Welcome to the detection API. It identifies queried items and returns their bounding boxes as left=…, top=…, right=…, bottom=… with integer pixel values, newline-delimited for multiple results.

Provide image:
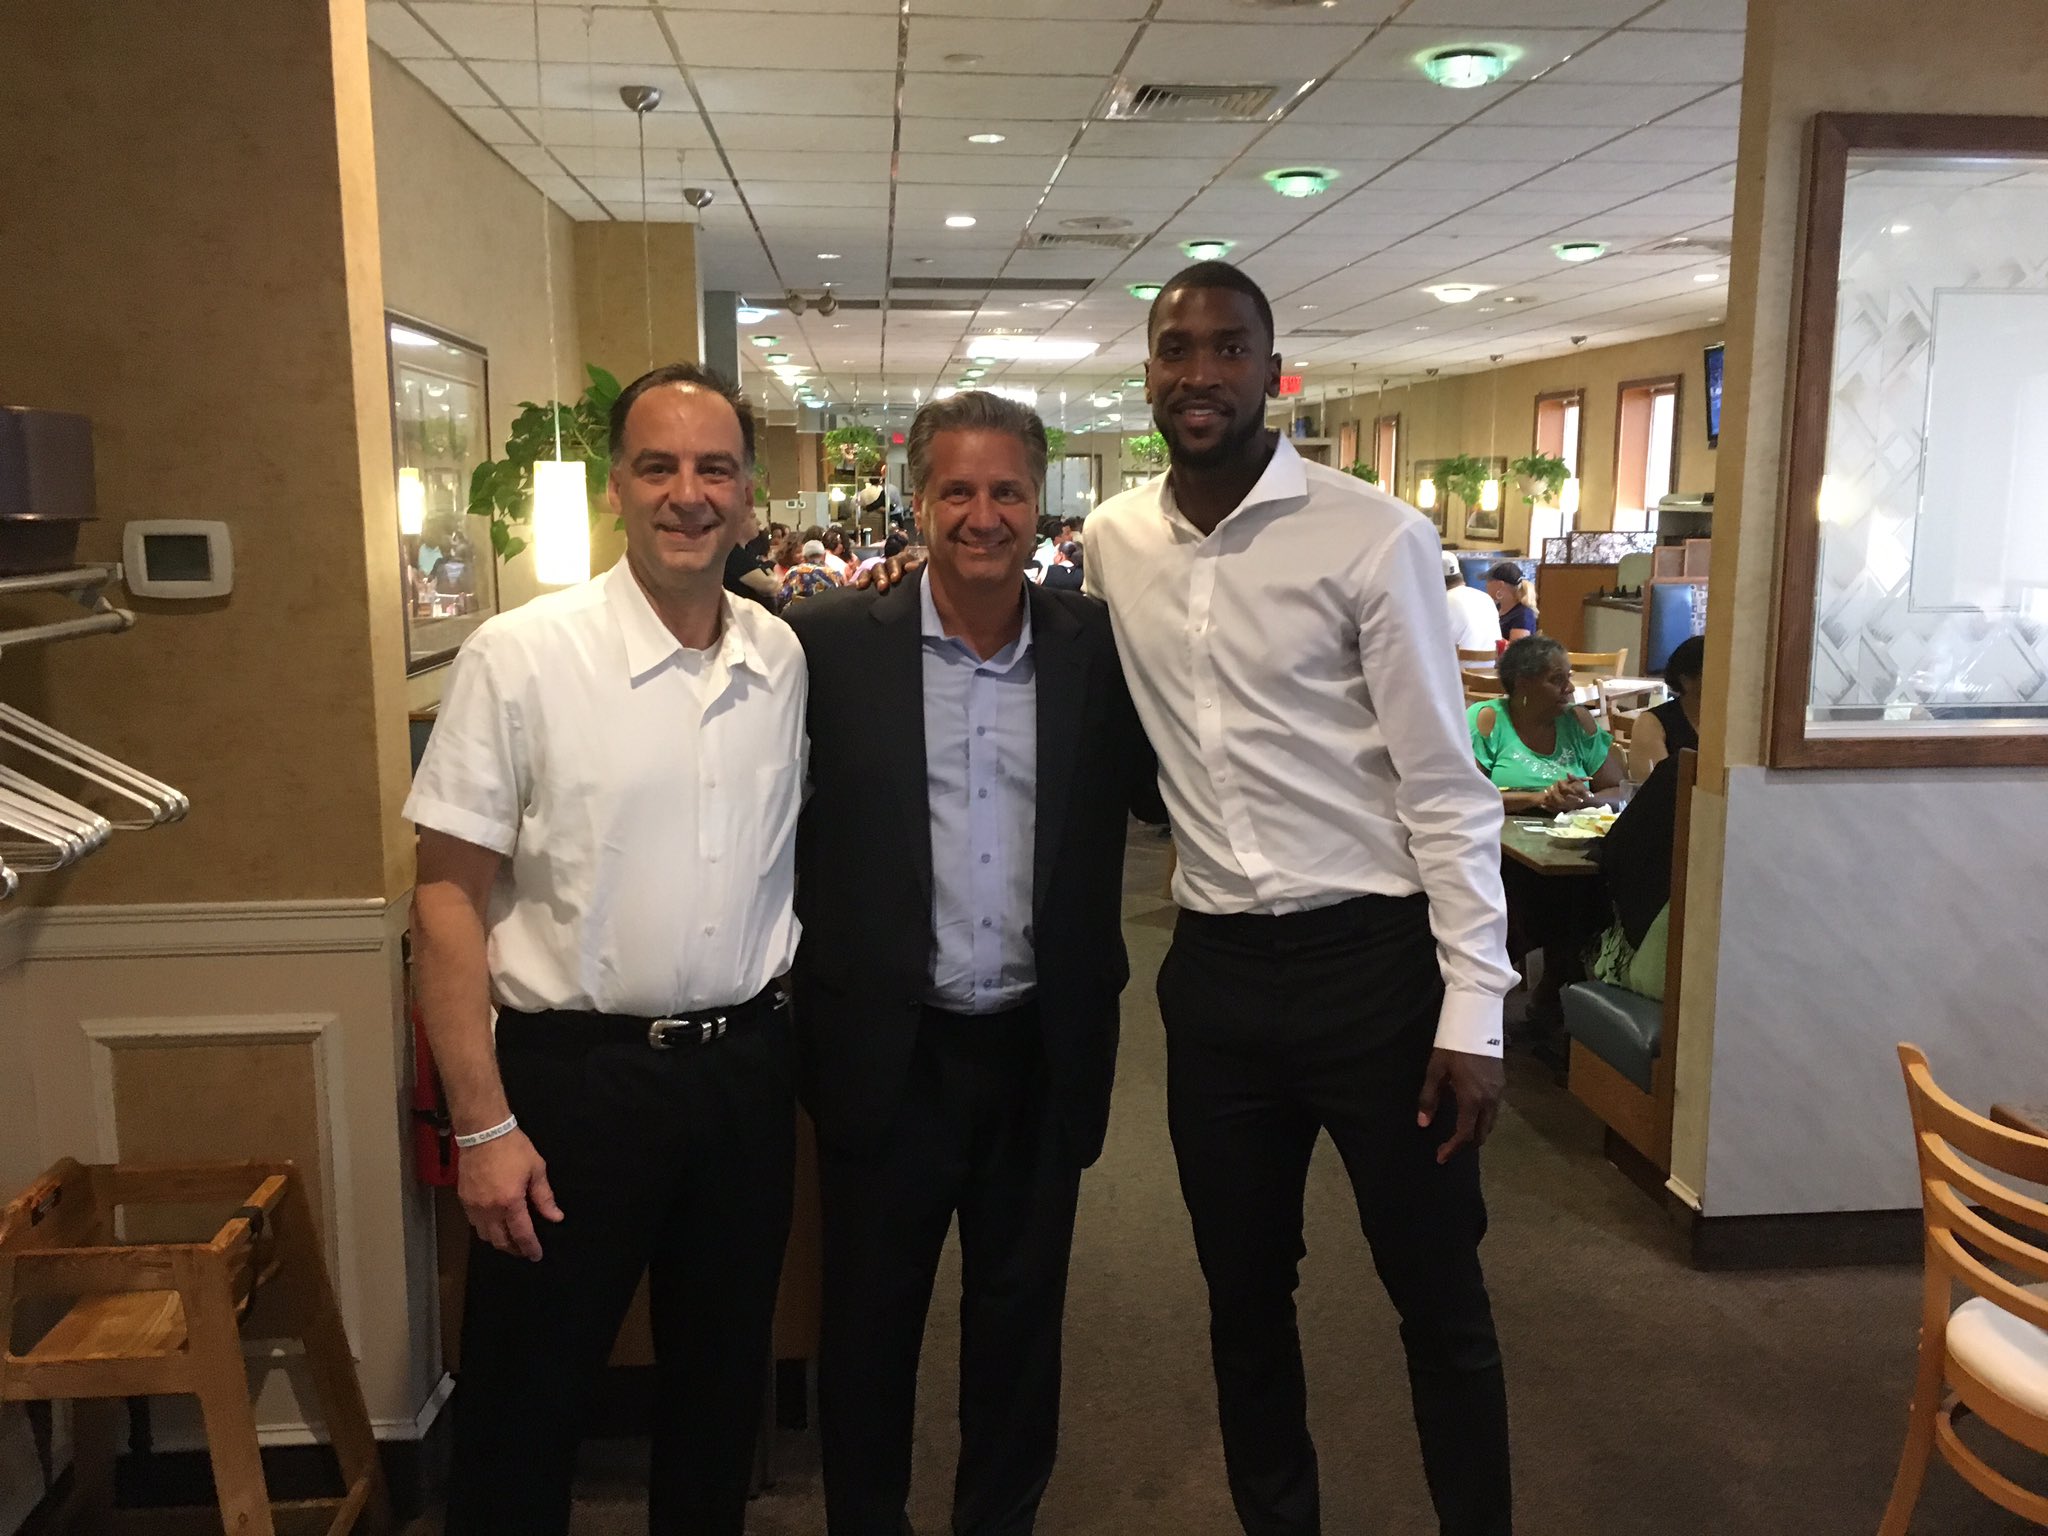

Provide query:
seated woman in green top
left=1468, top=636, right=1624, bottom=815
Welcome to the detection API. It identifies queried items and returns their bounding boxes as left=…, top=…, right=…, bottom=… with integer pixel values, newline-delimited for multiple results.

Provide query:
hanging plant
left=1126, top=430, right=1169, bottom=470
left=1042, top=427, right=1066, bottom=459
left=1437, top=453, right=1491, bottom=513
left=467, top=363, right=622, bottom=564
left=824, top=424, right=884, bottom=479
left=1346, top=461, right=1380, bottom=484
left=1509, top=452, right=1570, bottom=506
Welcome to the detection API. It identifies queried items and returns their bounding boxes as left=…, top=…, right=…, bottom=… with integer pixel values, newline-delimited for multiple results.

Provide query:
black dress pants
left=1158, top=895, right=1512, bottom=1536
left=817, top=1002, right=1082, bottom=1536
left=445, top=1006, right=796, bottom=1536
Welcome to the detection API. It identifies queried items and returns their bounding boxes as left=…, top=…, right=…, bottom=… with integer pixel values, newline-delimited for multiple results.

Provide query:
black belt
left=497, top=984, right=787, bottom=1052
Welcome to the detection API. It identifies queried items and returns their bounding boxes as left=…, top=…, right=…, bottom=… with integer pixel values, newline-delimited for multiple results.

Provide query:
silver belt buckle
left=648, top=1018, right=681, bottom=1049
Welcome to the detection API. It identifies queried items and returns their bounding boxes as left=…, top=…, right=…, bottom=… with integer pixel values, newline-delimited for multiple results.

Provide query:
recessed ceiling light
left=946, top=215, right=977, bottom=229
left=1262, top=166, right=1337, bottom=199
left=1887, top=222, right=1912, bottom=234
left=1091, top=395, right=1114, bottom=407
left=1695, top=270, right=1723, bottom=282
left=1107, top=413, right=1122, bottom=422
left=1478, top=306, right=1496, bottom=313
left=1129, top=283, right=1163, bottom=301
left=832, top=322, right=847, bottom=328
left=1500, top=295, right=1522, bottom=305
left=1421, top=47, right=1508, bottom=90
left=817, top=252, right=841, bottom=260
left=1299, top=303, right=1318, bottom=311
left=944, top=51, right=982, bottom=65
left=914, top=256, right=935, bottom=265
left=750, top=334, right=778, bottom=346
left=966, top=132, right=1007, bottom=145
left=735, top=304, right=778, bottom=323
left=1553, top=240, right=1607, bottom=263
left=1123, top=376, right=1144, bottom=387
left=765, top=353, right=790, bottom=364
left=1413, top=325, right=1430, bottom=331
left=1181, top=238, right=1234, bottom=261
left=1424, top=282, right=1495, bottom=304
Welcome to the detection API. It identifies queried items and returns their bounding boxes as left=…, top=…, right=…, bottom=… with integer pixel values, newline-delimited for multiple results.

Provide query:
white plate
left=1543, top=825, right=1603, bottom=841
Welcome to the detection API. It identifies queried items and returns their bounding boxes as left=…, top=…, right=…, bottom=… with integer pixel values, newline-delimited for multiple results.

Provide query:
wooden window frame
left=1770, top=111, right=2048, bottom=769
left=1531, top=387, right=1585, bottom=471
left=1373, top=412, right=1401, bottom=489
left=1612, top=374, right=1683, bottom=528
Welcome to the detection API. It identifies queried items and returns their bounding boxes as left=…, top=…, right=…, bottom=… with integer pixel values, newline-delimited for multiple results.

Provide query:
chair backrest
left=1895, top=1044, right=2048, bottom=1335
left=1569, top=648, right=1628, bottom=677
left=1463, top=678, right=1500, bottom=708
left=1457, top=646, right=1500, bottom=670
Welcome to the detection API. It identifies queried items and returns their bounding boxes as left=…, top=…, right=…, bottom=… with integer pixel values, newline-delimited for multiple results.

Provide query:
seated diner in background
left=1486, top=560, right=1540, bottom=640
left=1626, top=634, right=1704, bottom=782
left=1444, top=554, right=1504, bottom=650
left=1469, top=636, right=1624, bottom=814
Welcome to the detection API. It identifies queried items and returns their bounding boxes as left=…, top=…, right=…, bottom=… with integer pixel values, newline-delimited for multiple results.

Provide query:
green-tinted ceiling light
left=1421, top=47, right=1507, bottom=90
left=750, top=334, right=779, bottom=346
left=1129, top=283, right=1164, bottom=301
left=1262, top=167, right=1337, bottom=199
left=1123, top=376, right=1144, bottom=387
left=1181, top=238, right=1235, bottom=261
left=765, top=353, right=790, bottom=364
left=1553, top=240, right=1607, bottom=263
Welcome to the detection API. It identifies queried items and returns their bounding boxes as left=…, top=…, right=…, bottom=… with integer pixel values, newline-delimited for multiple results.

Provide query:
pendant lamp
left=397, top=467, right=426, bottom=536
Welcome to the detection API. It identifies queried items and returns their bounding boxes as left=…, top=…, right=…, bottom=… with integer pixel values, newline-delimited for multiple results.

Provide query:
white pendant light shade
left=397, top=467, right=426, bottom=536
left=1480, top=478, right=1501, bottom=513
left=1559, top=476, right=1581, bottom=520
left=532, top=458, right=590, bottom=587
left=1416, top=476, right=1437, bottom=510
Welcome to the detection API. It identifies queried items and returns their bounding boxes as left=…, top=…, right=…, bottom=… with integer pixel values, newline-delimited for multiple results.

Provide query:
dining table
left=1501, top=814, right=1604, bottom=877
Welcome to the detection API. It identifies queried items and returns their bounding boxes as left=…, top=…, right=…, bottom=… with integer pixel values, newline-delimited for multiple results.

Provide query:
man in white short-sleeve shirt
left=1085, top=264, right=1515, bottom=1536
left=406, top=364, right=805, bottom=1536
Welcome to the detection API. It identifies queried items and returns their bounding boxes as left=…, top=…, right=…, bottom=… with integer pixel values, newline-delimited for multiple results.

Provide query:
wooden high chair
left=0, top=1158, right=388, bottom=1535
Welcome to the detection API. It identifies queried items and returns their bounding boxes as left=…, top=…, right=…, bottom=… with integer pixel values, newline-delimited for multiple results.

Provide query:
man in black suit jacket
left=788, top=391, right=1159, bottom=1536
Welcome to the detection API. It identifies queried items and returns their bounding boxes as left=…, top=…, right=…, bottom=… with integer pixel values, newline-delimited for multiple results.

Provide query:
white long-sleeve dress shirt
left=1084, top=436, right=1515, bottom=1056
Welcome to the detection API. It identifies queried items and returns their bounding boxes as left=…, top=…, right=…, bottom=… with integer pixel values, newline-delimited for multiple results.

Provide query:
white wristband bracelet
left=454, top=1114, right=518, bottom=1150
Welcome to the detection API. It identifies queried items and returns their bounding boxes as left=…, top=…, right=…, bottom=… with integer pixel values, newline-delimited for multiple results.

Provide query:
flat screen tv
left=1704, top=343, right=1724, bottom=448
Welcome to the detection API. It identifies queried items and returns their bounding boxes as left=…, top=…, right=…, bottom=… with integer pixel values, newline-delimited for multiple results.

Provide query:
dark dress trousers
left=788, top=572, right=1160, bottom=1536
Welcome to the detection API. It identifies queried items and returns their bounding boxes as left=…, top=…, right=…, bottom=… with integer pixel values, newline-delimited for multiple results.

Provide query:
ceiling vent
left=1642, top=235, right=1735, bottom=256
left=1102, top=78, right=1308, bottom=124
left=1021, top=231, right=1144, bottom=252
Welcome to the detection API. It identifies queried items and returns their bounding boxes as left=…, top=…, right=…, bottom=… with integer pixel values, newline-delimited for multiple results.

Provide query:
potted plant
left=1345, top=461, right=1379, bottom=484
left=1510, top=452, right=1570, bottom=507
left=824, top=424, right=884, bottom=480
left=1436, top=453, right=1490, bottom=516
left=467, top=364, right=622, bottom=564
left=1042, top=427, right=1066, bottom=459
left=1126, top=430, right=1169, bottom=471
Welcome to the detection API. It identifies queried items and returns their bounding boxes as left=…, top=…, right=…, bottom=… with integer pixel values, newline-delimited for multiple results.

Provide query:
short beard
left=1156, top=404, right=1266, bottom=471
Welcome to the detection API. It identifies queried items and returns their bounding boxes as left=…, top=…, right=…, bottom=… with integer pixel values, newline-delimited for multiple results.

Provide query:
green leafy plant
left=1042, top=427, right=1066, bottom=459
left=1346, top=461, right=1380, bottom=484
left=1126, top=430, right=1169, bottom=470
left=466, top=364, right=622, bottom=564
left=1510, top=452, right=1570, bottom=506
left=824, top=424, right=884, bottom=478
left=1437, top=453, right=1491, bottom=513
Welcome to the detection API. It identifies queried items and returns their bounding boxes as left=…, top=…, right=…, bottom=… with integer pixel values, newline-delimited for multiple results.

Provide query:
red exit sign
left=1277, top=374, right=1304, bottom=396
left=891, top=432, right=906, bottom=445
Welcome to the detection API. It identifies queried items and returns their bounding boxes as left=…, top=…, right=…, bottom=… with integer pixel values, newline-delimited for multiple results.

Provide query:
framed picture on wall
left=1770, top=112, right=2048, bottom=767
left=1337, top=420, right=1359, bottom=471
left=1462, top=455, right=1509, bottom=542
left=386, top=315, right=497, bottom=675
left=1411, top=456, right=1446, bottom=535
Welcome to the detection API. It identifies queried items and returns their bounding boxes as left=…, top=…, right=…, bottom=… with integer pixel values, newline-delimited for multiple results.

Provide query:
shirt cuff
left=1434, top=988, right=1505, bottom=1057
left=402, top=795, right=517, bottom=857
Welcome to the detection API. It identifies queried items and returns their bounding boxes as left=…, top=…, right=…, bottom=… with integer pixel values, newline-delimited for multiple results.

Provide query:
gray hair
left=1498, top=635, right=1567, bottom=693
left=905, top=390, right=1048, bottom=498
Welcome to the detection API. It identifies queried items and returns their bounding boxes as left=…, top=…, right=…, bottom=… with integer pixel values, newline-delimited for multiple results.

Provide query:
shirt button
left=1201, top=698, right=1213, bottom=709
left=708, top=852, right=719, bottom=863
left=981, top=917, right=993, bottom=929
left=977, top=787, right=988, bottom=799
left=976, top=726, right=986, bottom=736
left=705, top=777, right=717, bottom=789
left=980, top=853, right=991, bottom=864
left=703, top=925, right=715, bottom=936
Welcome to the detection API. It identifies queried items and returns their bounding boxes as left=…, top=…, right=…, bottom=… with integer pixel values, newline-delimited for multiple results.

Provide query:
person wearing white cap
left=1444, top=556, right=1503, bottom=652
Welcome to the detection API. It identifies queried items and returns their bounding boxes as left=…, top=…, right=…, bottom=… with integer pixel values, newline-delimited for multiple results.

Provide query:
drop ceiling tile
left=455, top=105, right=531, bottom=144
left=726, top=150, right=894, bottom=182
left=1657, top=87, right=1740, bottom=128
left=707, top=114, right=896, bottom=153
left=553, top=144, right=689, bottom=179
left=1399, top=0, right=1647, bottom=21
left=1123, top=21, right=1377, bottom=81
left=581, top=175, right=687, bottom=201
left=1521, top=159, right=1703, bottom=194
left=409, top=3, right=548, bottom=60
left=488, top=142, right=557, bottom=177
left=671, top=13, right=900, bottom=70
left=899, top=119, right=1078, bottom=155
left=1334, top=27, right=1605, bottom=85
left=474, top=59, right=688, bottom=110
left=370, top=3, right=448, bottom=59
left=1580, top=126, right=1738, bottom=163
left=893, top=183, right=1046, bottom=214
left=1057, top=156, right=1219, bottom=189
left=1415, top=123, right=1620, bottom=161
left=902, top=73, right=1111, bottom=120
left=1282, top=80, right=1485, bottom=127
left=1073, top=121, right=1265, bottom=160
left=694, top=68, right=897, bottom=116
left=398, top=57, right=493, bottom=107
left=1543, top=30, right=1745, bottom=85
left=898, top=153, right=1063, bottom=187
left=1469, top=81, right=1714, bottom=128
left=1159, top=0, right=1398, bottom=20
left=513, top=106, right=709, bottom=148
left=1038, top=184, right=1194, bottom=215
left=1633, top=0, right=1747, bottom=29
left=1373, top=158, right=1551, bottom=196
left=906, top=18, right=1140, bottom=75
left=746, top=180, right=892, bottom=208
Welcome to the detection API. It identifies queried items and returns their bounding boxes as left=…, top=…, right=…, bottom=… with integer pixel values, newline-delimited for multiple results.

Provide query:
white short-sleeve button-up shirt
left=404, top=558, right=806, bottom=1017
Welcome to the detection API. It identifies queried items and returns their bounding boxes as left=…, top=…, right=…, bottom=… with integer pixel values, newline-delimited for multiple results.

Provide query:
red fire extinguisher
left=406, top=937, right=459, bottom=1187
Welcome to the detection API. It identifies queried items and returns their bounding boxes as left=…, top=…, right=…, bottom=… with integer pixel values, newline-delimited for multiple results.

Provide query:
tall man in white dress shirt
left=407, top=363, right=806, bottom=1536
left=1085, top=264, right=1517, bottom=1536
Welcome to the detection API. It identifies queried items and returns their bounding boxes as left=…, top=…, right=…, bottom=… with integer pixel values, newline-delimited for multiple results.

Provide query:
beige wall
left=1667, top=0, right=2048, bottom=1207
left=0, top=0, right=412, bottom=907
left=369, top=49, right=585, bottom=708
left=1314, top=325, right=1723, bottom=553
left=574, top=222, right=704, bottom=389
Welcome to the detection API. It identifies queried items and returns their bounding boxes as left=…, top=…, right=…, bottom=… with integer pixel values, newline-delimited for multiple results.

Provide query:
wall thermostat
left=123, top=519, right=234, bottom=599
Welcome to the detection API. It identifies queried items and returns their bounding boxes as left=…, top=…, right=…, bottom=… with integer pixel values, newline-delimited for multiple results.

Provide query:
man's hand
left=1416, top=1047, right=1505, bottom=1165
left=458, top=1130, right=563, bottom=1262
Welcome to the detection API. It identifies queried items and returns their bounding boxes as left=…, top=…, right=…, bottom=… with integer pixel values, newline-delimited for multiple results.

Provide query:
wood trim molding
left=13, top=897, right=406, bottom=961
left=0, top=908, right=25, bottom=972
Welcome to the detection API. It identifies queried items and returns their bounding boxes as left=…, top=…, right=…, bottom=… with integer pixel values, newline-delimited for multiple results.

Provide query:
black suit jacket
left=786, top=571, right=1161, bottom=1169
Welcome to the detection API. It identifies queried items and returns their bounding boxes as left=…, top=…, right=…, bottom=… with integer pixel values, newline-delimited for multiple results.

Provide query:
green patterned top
left=1466, top=699, right=1613, bottom=790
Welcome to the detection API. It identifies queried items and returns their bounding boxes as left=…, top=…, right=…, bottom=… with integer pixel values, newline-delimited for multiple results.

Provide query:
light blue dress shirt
left=920, top=575, right=1038, bottom=1014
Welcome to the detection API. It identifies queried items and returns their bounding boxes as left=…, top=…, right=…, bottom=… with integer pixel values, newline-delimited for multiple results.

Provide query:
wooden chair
left=1457, top=645, right=1500, bottom=672
left=1463, top=676, right=1501, bottom=708
left=0, top=1159, right=387, bottom=1536
left=1879, top=1046, right=2048, bottom=1534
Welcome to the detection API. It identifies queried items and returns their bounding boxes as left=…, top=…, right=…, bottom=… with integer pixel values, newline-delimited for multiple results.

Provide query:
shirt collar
left=603, top=558, right=768, bottom=683
left=1159, top=433, right=1309, bottom=536
left=919, top=569, right=1035, bottom=673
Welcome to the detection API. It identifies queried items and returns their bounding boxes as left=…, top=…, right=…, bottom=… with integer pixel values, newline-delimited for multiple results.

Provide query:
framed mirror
left=1772, top=113, right=2048, bottom=766
left=386, top=315, right=498, bottom=675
